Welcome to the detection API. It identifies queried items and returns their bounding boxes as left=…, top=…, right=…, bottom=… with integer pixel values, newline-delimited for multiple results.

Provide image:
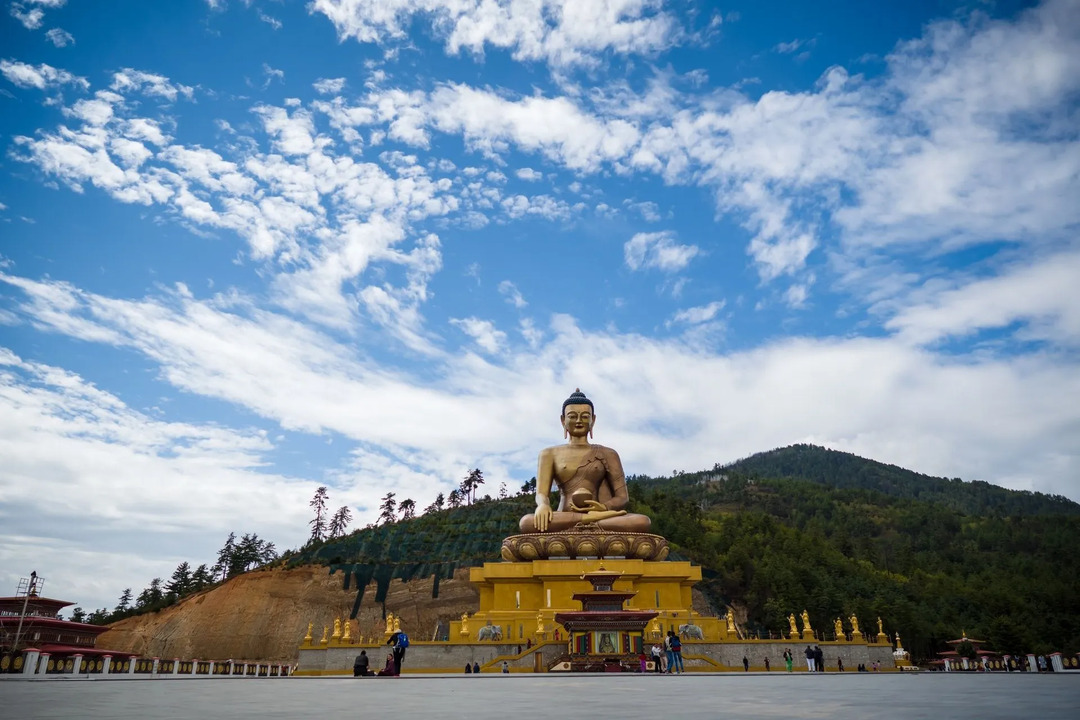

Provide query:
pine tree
left=447, top=488, right=463, bottom=508
left=460, top=468, right=485, bottom=505
left=498, top=482, right=508, bottom=499
left=165, top=561, right=192, bottom=598
left=521, top=477, right=537, bottom=495
left=70, top=607, right=86, bottom=623
left=399, top=498, right=416, bottom=520
left=328, top=506, right=352, bottom=538
left=378, top=492, right=397, bottom=524
left=423, top=492, right=445, bottom=515
left=309, top=486, right=329, bottom=543
left=191, top=564, right=213, bottom=591
left=214, top=532, right=236, bottom=582
left=115, top=588, right=133, bottom=614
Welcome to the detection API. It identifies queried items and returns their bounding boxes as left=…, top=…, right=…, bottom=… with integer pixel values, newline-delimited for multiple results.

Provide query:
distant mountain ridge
left=723, top=444, right=1079, bottom=517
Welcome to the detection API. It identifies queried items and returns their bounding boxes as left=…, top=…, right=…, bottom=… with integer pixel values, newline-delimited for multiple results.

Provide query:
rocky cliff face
left=96, top=566, right=479, bottom=661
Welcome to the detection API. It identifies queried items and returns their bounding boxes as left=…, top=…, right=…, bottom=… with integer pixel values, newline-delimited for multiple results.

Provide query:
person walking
left=838, top=657, right=844, bottom=672
left=743, top=656, right=749, bottom=671
left=764, top=656, right=770, bottom=671
left=502, top=660, right=510, bottom=674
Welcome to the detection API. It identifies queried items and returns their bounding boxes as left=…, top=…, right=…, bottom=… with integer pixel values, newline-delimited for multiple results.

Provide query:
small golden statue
left=319, top=625, right=329, bottom=645
left=519, top=389, right=651, bottom=533
left=384, top=612, right=395, bottom=636
left=649, top=618, right=661, bottom=637
left=460, top=613, right=469, bottom=636
left=849, top=613, right=861, bottom=637
left=801, top=610, right=813, bottom=639
left=303, top=622, right=313, bottom=644
left=536, top=612, right=546, bottom=635
left=727, top=613, right=736, bottom=633
left=834, top=617, right=844, bottom=638
left=331, top=618, right=342, bottom=640
left=788, top=614, right=798, bottom=638
left=877, top=616, right=884, bottom=634
left=342, top=620, right=352, bottom=642
left=392, top=616, right=401, bottom=633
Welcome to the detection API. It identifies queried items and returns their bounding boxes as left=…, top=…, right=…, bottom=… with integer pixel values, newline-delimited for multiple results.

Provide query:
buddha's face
left=562, top=403, right=594, bottom=438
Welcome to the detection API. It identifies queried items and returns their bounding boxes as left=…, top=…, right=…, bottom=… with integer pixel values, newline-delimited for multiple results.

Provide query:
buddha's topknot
left=561, top=388, right=594, bottom=413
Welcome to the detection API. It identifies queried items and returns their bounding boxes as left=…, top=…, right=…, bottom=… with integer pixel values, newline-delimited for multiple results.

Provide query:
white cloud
left=258, top=9, right=282, bottom=30
left=0, top=59, right=88, bottom=90
left=669, top=300, right=724, bottom=326
left=624, top=230, right=699, bottom=272
left=310, top=0, right=681, bottom=68
left=313, top=77, right=346, bottom=94
left=886, top=250, right=1080, bottom=348
left=498, top=280, right=527, bottom=308
left=515, top=167, right=542, bottom=181
left=3, top=276, right=1078, bottom=513
left=450, top=316, right=507, bottom=353
left=111, top=69, right=193, bottom=102
left=44, top=27, right=74, bottom=47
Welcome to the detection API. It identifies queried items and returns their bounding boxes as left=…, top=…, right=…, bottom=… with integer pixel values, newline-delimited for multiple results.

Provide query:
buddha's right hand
left=534, top=505, right=553, bottom=532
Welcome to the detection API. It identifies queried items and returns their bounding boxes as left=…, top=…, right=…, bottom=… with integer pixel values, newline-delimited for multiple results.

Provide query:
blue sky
left=1, top=0, right=1078, bottom=611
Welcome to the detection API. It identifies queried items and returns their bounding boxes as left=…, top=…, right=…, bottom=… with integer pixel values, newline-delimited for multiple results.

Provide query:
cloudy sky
left=1, top=0, right=1078, bottom=611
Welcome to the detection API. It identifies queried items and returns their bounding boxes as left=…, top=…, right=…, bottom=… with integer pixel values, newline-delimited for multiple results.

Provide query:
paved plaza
left=2, top=673, right=1078, bottom=720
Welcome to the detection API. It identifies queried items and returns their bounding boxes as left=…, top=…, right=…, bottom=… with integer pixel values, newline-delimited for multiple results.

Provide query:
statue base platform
left=457, top=557, right=716, bottom=644
left=500, top=529, right=669, bottom=562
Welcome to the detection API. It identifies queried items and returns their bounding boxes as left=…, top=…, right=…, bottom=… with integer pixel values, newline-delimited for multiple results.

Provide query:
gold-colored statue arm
left=533, top=447, right=556, bottom=532
left=601, top=449, right=629, bottom=512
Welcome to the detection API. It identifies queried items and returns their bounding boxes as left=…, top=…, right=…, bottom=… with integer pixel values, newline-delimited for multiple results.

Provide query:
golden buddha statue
left=519, top=389, right=651, bottom=533
left=834, top=617, right=844, bottom=638
left=332, top=618, right=342, bottom=640
left=460, top=613, right=469, bottom=636
left=342, top=620, right=352, bottom=642
left=800, top=610, right=812, bottom=638
left=849, top=613, right=860, bottom=636
left=727, top=613, right=736, bottom=633
left=392, top=616, right=401, bottom=633
left=877, top=616, right=884, bottom=635
left=788, top=614, right=798, bottom=637
left=303, top=622, right=313, bottom=644
left=536, top=612, right=546, bottom=635
left=384, top=612, right=395, bottom=635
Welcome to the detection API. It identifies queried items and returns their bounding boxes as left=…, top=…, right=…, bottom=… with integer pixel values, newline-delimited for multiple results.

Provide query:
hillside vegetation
left=299, top=445, right=1078, bottom=661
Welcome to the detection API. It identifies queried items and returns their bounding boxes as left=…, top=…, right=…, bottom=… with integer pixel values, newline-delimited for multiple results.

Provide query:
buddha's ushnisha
left=519, top=389, right=651, bottom=533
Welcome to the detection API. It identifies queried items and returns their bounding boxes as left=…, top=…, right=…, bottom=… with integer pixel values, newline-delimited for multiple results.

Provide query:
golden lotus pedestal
left=501, top=529, right=669, bottom=562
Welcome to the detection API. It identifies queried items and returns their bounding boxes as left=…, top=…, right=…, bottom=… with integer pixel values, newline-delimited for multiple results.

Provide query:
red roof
left=0, top=616, right=109, bottom=635
left=0, top=596, right=75, bottom=614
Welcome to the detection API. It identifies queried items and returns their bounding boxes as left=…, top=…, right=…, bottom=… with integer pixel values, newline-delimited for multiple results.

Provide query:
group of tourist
left=351, top=630, right=410, bottom=677
left=646, top=631, right=685, bottom=673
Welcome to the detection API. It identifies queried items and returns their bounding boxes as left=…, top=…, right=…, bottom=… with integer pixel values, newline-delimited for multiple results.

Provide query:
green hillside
left=724, top=444, right=1080, bottom=516
left=293, top=445, right=1080, bottom=661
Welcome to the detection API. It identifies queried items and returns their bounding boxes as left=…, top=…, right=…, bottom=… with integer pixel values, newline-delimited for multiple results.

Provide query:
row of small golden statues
left=304, top=613, right=404, bottom=646
left=785, top=611, right=887, bottom=640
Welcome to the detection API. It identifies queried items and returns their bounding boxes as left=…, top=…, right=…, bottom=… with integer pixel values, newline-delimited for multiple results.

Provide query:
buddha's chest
left=552, top=447, right=603, bottom=480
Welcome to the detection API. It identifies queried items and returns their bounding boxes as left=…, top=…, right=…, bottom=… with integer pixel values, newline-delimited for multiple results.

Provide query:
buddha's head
left=561, top=388, right=594, bottom=439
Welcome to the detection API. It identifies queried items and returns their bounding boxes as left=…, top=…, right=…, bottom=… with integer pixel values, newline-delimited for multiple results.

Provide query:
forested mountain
left=626, top=466, right=1079, bottom=662
left=723, top=444, right=1079, bottom=517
